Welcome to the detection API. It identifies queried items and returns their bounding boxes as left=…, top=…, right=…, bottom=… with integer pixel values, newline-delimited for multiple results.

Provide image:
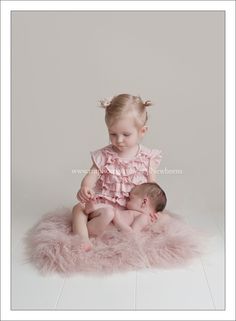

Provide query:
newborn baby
left=113, top=182, right=167, bottom=232
left=85, top=182, right=167, bottom=234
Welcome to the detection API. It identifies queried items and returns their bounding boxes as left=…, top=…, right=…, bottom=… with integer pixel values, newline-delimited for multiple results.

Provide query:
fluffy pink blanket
left=24, top=208, right=203, bottom=275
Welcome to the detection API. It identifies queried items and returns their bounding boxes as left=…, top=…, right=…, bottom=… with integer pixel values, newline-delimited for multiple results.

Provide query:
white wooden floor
left=12, top=204, right=224, bottom=310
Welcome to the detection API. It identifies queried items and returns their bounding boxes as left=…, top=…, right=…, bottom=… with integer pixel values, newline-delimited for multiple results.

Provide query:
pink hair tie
left=143, top=100, right=152, bottom=107
left=99, top=96, right=113, bottom=108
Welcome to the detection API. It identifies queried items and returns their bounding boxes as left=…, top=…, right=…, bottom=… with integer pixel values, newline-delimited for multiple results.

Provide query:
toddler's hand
left=77, top=186, right=94, bottom=203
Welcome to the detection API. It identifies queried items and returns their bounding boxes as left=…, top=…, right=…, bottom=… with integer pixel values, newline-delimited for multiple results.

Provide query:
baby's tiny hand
left=150, top=212, right=159, bottom=223
left=77, top=187, right=94, bottom=203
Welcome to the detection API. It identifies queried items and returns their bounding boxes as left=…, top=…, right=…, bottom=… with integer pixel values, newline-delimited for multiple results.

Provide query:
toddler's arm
left=77, top=164, right=100, bottom=203
left=147, top=159, right=157, bottom=182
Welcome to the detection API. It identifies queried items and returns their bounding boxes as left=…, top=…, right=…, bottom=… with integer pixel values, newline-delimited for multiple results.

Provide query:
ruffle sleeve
left=149, top=149, right=162, bottom=169
left=90, top=148, right=107, bottom=173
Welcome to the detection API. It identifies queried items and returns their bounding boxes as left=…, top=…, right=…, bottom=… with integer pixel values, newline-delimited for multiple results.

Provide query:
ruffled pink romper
left=87, top=144, right=162, bottom=211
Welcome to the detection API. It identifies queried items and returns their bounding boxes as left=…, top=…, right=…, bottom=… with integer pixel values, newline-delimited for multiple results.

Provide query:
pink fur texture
left=24, top=208, right=203, bottom=275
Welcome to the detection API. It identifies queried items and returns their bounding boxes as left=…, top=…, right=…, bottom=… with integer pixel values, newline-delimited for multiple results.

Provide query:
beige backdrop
left=12, top=11, right=224, bottom=233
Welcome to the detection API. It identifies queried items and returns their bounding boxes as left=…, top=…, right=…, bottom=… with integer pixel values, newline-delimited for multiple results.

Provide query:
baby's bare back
left=114, top=208, right=148, bottom=228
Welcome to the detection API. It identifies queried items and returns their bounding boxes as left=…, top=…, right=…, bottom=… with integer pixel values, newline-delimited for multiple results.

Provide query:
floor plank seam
left=54, top=278, right=66, bottom=309
left=134, top=271, right=138, bottom=310
left=200, top=257, right=217, bottom=309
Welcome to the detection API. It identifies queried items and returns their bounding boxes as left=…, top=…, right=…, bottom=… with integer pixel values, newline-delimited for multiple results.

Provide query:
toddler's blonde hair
left=131, top=182, right=167, bottom=212
left=99, top=93, right=152, bottom=128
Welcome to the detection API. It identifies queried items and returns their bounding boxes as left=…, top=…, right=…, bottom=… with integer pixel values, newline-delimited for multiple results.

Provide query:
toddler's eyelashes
left=109, top=133, right=131, bottom=137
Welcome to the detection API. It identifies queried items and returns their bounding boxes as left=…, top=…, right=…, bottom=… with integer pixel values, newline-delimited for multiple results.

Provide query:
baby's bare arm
left=113, top=209, right=142, bottom=232
left=131, top=214, right=150, bottom=232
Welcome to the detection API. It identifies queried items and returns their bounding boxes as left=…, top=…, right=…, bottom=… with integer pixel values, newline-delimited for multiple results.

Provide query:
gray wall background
left=12, top=11, right=224, bottom=232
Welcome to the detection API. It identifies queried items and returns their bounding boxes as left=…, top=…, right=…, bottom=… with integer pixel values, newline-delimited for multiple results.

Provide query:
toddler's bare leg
left=87, top=207, right=115, bottom=237
left=84, top=202, right=113, bottom=215
left=72, top=203, right=92, bottom=251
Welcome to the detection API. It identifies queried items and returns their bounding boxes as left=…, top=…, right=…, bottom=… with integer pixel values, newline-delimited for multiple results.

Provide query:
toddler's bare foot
left=80, top=238, right=93, bottom=252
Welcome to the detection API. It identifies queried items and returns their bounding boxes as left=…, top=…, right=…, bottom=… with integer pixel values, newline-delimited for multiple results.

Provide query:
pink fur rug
left=24, top=208, right=203, bottom=275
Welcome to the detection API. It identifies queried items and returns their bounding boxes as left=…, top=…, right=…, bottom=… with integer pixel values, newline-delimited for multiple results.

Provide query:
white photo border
left=1, top=1, right=235, bottom=320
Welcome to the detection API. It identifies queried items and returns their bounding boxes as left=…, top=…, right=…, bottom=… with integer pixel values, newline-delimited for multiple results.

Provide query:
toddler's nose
left=117, top=136, right=123, bottom=143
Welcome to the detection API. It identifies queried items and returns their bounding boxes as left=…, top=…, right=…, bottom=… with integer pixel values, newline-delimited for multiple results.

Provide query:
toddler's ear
left=140, top=126, right=148, bottom=136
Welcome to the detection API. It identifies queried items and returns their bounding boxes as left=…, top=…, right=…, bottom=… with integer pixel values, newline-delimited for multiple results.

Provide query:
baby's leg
left=113, top=210, right=138, bottom=232
left=87, top=207, right=115, bottom=237
left=131, top=214, right=150, bottom=232
left=72, top=203, right=92, bottom=251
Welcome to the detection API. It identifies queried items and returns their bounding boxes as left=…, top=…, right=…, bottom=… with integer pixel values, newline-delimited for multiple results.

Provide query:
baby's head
left=99, top=94, right=152, bottom=150
left=126, top=182, right=167, bottom=214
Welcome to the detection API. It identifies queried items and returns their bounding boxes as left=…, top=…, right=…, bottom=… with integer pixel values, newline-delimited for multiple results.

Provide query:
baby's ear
left=142, top=198, right=148, bottom=206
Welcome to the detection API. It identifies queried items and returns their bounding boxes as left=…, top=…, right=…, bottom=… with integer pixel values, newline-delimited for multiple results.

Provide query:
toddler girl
left=72, top=93, right=163, bottom=250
